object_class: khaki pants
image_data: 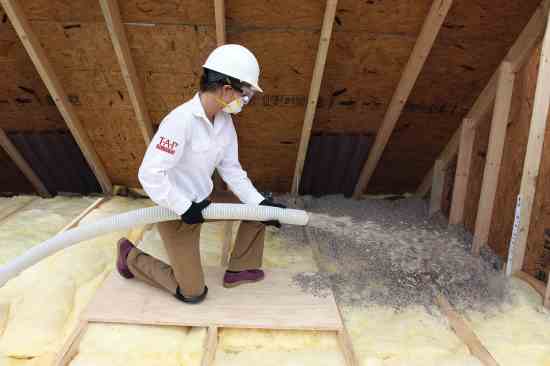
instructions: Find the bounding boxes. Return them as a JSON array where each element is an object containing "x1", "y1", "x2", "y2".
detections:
[{"x1": 126, "y1": 220, "x2": 266, "y2": 297}]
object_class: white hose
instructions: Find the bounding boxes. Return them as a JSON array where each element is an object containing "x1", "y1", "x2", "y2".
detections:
[{"x1": 0, "y1": 204, "x2": 309, "y2": 286}]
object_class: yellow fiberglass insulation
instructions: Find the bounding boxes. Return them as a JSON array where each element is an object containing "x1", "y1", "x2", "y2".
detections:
[
  {"x1": 0, "y1": 196, "x2": 96, "y2": 264},
  {"x1": 215, "y1": 328, "x2": 345, "y2": 366},
  {"x1": 344, "y1": 305, "x2": 482, "y2": 366},
  {"x1": 468, "y1": 278, "x2": 550, "y2": 366},
  {"x1": 0, "y1": 197, "x2": 152, "y2": 360},
  {"x1": 71, "y1": 324, "x2": 206, "y2": 366}
]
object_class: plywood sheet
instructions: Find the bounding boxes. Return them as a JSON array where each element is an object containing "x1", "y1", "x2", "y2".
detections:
[{"x1": 85, "y1": 267, "x2": 342, "y2": 331}]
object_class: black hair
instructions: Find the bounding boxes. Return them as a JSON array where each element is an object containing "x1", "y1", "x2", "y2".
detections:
[{"x1": 199, "y1": 68, "x2": 249, "y2": 93}]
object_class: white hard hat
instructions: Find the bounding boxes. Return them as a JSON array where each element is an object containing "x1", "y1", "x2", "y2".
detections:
[{"x1": 203, "y1": 44, "x2": 263, "y2": 93}]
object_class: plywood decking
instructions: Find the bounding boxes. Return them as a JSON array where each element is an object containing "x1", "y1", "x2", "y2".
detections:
[{"x1": 85, "y1": 267, "x2": 342, "y2": 331}]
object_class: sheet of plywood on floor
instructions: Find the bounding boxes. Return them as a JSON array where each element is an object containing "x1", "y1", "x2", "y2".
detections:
[
  {"x1": 85, "y1": 267, "x2": 342, "y2": 331},
  {"x1": 0, "y1": 8, "x2": 65, "y2": 132}
]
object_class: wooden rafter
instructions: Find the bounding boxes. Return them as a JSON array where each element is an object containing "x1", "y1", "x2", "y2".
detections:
[
  {"x1": 214, "y1": 0, "x2": 226, "y2": 46},
  {"x1": 417, "y1": 0, "x2": 550, "y2": 195},
  {"x1": 0, "y1": 0, "x2": 112, "y2": 194},
  {"x1": 99, "y1": 0, "x2": 153, "y2": 145},
  {"x1": 291, "y1": 0, "x2": 338, "y2": 195},
  {"x1": 507, "y1": 8, "x2": 550, "y2": 279},
  {"x1": 352, "y1": 0, "x2": 453, "y2": 198},
  {"x1": 472, "y1": 62, "x2": 515, "y2": 255},
  {"x1": 0, "y1": 128, "x2": 50, "y2": 197},
  {"x1": 448, "y1": 118, "x2": 475, "y2": 224}
]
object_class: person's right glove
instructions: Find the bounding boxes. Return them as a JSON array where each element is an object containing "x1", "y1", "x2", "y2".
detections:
[
  {"x1": 181, "y1": 200, "x2": 211, "y2": 225},
  {"x1": 259, "y1": 198, "x2": 286, "y2": 228}
]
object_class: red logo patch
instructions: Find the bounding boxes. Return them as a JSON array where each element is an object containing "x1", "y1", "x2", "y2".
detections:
[{"x1": 156, "y1": 136, "x2": 179, "y2": 155}]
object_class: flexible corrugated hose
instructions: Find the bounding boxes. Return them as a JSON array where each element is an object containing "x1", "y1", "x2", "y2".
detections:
[{"x1": 0, "y1": 204, "x2": 309, "y2": 286}]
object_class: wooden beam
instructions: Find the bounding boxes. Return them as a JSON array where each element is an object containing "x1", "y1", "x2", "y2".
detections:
[
  {"x1": 418, "y1": 0, "x2": 550, "y2": 194},
  {"x1": 0, "y1": 128, "x2": 50, "y2": 197},
  {"x1": 54, "y1": 320, "x2": 88, "y2": 366},
  {"x1": 436, "y1": 294, "x2": 499, "y2": 366},
  {"x1": 448, "y1": 118, "x2": 476, "y2": 224},
  {"x1": 507, "y1": 9, "x2": 550, "y2": 276},
  {"x1": 352, "y1": 0, "x2": 453, "y2": 198},
  {"x1": 57, "y1": 196, "x2": 109, "y2": 234},
  {"x1": 99, "y1": 0, "x2": 153, "y2": 144},
  {"x1": 0, "y1": 0, "x2": 112, "y2": 194},
  {"x1": 201, "y1": 326, "x2": 218, "y2": 366},
  {"x1": 291, "y1": 0, "x2": 338, "y2": 195},
  {"x1": 472, "y1": 62, "x2": 515, "y2": 255},
  {"x1": 214, "y1": 0, "x2": 226, "y2": 46},
  {"x1": 0, "y1": 196, "x2": 39, "y2": 224},
  {"x1": 429, "y1": 159, "x2": 446, "y2": 216},
  {"x1": 514, "y1": 271, "x2": 546, "y2": 298}
]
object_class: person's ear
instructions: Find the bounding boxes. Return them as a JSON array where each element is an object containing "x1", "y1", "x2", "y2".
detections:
[{"x1": 221, "y1": 85, "x2": 233, "y2": 102}]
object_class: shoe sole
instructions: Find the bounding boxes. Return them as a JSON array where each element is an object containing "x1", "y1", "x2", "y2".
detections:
[{"x1": 223, "y1": 277, "x2": 264, "y2": 288}]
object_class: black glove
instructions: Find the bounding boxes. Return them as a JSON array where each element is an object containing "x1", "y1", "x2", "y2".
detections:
[
  {"x1": 259, "y1": 198, "x2": 286, "y2": 228},
  {"x1": 181, "y1": 200, "x2": 211, "y2": 225}
]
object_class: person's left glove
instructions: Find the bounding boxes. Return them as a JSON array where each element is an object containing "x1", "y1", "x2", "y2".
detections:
[
  {"x1": 259, "y1": 198, "x2": 286, "y2": 228},
  {"x1": 181, "y1": 199, "x2": 211, "y2": 225}
]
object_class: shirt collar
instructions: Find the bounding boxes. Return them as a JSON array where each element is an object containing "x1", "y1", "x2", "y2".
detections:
[{"x1": 190, "y1": 92, "x2": 227, "y2": 134}]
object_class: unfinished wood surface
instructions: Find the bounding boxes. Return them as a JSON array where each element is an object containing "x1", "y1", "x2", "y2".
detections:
[
  {"x1": 429, "y1": 159, "x2": 446, "y2": 216},
  {"x1": 57, "y1": 196, "x2": 108, "y2": 234},
  {"x1": 0, "y1": 196, "x2": 38, "y2": 224},
  {"x1": 0, "y1": 0, "x2": 112, "y2": 194},
  {"x1": 201, "y1": 326, "x2": 218, "y2": 366},
  {"x1": 352, "y1": 0, "x2": 453, "y2": 198},
  {"x1": 99, "y1": 0, "x2": 153, "y2": 145},
  {"x1": 449, "y1": 118, "x2": 476, "y2": 224},
  {"x1": 0, "y1": 128, "x2": 50, "y2": 197},
  {"x1": 214, "y1": 0, "x2": 226, "y2": 46},
  {"x1": 291, "y1": 0, "x2": 338, "y2": 194},
  {"x1": 85, "y1": 267, "x2": 342, "y2": 331},
  {"x1": 333, "y1": 301, "x2": 359, "y2": 366},
  {"x1": 436, "y1": 295, "x2": 499, "y2": 366},
  {"x1": 508, "y1": 10, "x2": 550, "y2": 275},
  {"x1": 220, "y1": 221, "x2": 233, "y2": 266},
  {"x1": 417, "y1": 0, "x2": 550, "y2": 194},
  {"x1": 472, "y1": 62, "x2": 516, "y2": 255},
  {"x1": 54, "y1": 320, "x2": 88, "y2": 366},
  {"x1": 514, "y1": 270, "x2": 547, "y2": 297},
  {"x1": 545, "y1": 276, "x2": 550, "y2": 308}
]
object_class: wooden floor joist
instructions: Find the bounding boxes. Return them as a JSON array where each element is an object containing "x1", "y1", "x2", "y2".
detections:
[
  {"x1": 291, "y1": 0, "x2": 339, "y2": 195},
  {"x1": 0, "y1": 0, "x2": 112, "y2": 194},
  {"x1": 57, "y1": 196, "x2": 109, "y2": 234},
  {"x1": 436, "y1": 294, "x2": 499, "y2": 366},
  {"x1": 0, "y1": 196, "x2": 39, "y2": 224},
  {"x1": 514, "y1": 271, "x2": 547, "y2": 298},
  {"x1": 472, "y1": 62, "x2": 515, "y2": 255},
  {"x1": 507, "y1": 7, "x2": 550, "y2": 279},
  {"x1": 201, "y1": 326, "x2": 219, "y2": 366},
  {"x1": 448, "y1": 118, "x2": 476, "y2": 224},
  {"x1": 0, "y1": 128, "x2": 50, "y2": 197},
  {"x1": 100, "y1": 0, "x2": 153, "y2": 145},
  {"x1": 352, "y1": 0, "x2": 453, "y2": 198},
  {"x1": 418, "y1": 0, "x2": 550, "y2": 195}
]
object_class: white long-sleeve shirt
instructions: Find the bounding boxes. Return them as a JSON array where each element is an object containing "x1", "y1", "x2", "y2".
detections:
[{"x1": 138, "y1": 93, "x2": 265, "y2": 215}]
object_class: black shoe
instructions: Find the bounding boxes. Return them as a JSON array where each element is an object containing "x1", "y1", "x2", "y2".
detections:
[{"x1": 174, "y1": 286, "x2": 208, "y2": 304}]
